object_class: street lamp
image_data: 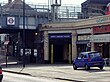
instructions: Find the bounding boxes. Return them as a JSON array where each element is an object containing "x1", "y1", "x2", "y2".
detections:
[
  {"x1": 23, "y1": 0, "x2": 25, "y2": 68},
  {"x1": 48, "y1": 0, "x2": 50, "y2": 22}
]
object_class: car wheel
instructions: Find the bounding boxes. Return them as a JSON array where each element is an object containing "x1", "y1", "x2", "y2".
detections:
[
  {"x1": 85, "y1": 64, "x2": 90, "y2": 70},
  {"x1": 73, "y1": 64, "x2": 77, "y2": 70},
  {"x1": 99, "y1": 66, "x2": 103, "y2": 70}
]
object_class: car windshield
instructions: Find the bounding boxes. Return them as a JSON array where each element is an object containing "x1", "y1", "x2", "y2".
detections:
[{"x1": 89, "y1": 52, "x2": 101, "y2": 58}]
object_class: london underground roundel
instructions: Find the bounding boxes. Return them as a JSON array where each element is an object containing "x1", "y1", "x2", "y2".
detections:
[{"x1": 7, "y1": 17, "x2": 15, "y2": 25}]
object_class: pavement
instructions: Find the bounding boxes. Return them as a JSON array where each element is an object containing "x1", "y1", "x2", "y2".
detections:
[{"x1": 2, "y1": 64, "x2": 110, "y2": 82}]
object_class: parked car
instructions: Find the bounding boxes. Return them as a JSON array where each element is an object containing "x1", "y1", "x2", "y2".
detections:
[
  {"x1": 73, "y1": 51, "x2": 104, "y2": 70},
  {"x1": 0, "y1": 65, "x2": 3, "y2": 82}
]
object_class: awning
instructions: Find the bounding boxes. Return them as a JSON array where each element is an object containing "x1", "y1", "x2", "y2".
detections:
[{"x1": 4, "y1": 41, "x2": 10, "y2": 45}]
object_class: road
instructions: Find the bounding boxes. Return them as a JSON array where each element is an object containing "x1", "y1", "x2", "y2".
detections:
[
  {"x1": 2, "y1": 72, "x2": 62, "y2": 82},
  {"x1": 2, "y1": 65, "x2": 110, "y2": 82}
]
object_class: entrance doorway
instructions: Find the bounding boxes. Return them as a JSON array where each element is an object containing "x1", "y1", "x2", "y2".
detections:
[
  {"x1": 54, "y1": 44, "x2": 64, "y2": 63},
  {"x1": 49, "y1": 36, "x2": 72, "y2": 64},
  {"x1": 95, "y1": 43, "x2": 109, "y2": 58}
]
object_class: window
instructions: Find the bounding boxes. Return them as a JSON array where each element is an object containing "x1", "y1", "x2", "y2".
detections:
[
  {"x1": 28, "y1": 17, "x2": 35, "y2": 25},
  {"x1": 78, "y1": 54, "x2": 84, "y2": 59},
  {"x1": 84, "y1": 54, "x2": 87, "y2": 58},
  {"x1": 19, "y1": 17, "x2": 27, "y2": 25},
  {"x1": 89, "y1": 52, "x2": 101, "y2": 58},
  {"x1": 20, "y1": 17, "x2": 36, "y2": 25}
]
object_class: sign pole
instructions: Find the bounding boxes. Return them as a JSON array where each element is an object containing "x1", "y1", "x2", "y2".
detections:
[{"x1": 23, "y1": 0, "x2": 25, "y2": 68}]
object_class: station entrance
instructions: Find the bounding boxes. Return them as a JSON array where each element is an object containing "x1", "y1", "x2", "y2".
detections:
[{"x1": 49, "y1": 33, "x2": 72, "y2": 64}]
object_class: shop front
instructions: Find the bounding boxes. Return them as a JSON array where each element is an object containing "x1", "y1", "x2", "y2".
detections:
[
  {"x1": 76, "y1": 35, "x2": 91, "y2": 54},
  {"x1": 90, "y1": 34, "x2": 110, "y2": 58},
  {"x1": 76, "y1": 28, "x2": 91, "y2": 54},
  {"x1": 92, "y1": 25, "x2": 110, "y2": 58}
]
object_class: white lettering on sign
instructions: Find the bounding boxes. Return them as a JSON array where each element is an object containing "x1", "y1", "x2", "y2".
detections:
[
  {"x1": 90, "y1": 34, "x2": 110, "y2": 42},
  {"x1": 96, "y1": 16, "x2": 110, "y2": 23}
]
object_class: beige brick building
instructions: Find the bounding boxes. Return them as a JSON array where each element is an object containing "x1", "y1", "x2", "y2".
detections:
[{"x1": 41, "y1": 14, "x2": 110, "y2": 64}]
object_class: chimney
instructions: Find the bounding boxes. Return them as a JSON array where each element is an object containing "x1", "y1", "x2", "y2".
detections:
[{"x1": 8, "y1": 0, "x2": 12, "y2": 3}]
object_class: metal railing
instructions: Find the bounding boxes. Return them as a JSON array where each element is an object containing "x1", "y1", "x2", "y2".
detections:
[{"x1": 0, "y1": 2, "x2": 106, "y2": 22}]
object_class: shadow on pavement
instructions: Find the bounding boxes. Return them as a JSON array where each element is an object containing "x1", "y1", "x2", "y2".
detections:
[
  {"x1": 55, "y1": 77, "x2": 86, "y2": 82},
  {"x1": 76, "y1": 68, "x2": 106, "y2": 73}
]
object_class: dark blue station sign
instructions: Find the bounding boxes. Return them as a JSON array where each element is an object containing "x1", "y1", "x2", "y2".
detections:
[{"x1": 49, "y1": 34, "x2": 71, "y2": 39}]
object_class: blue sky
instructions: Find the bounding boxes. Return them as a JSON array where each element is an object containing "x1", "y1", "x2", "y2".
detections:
[{"x1": 0, "y1": 0, "x2": 86, "y2": 6}]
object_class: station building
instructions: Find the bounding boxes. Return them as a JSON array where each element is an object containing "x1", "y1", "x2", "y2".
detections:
[
  {"x1": 0, "y1": 0, "x2": 82, "y2": 64},
  {"x1": 0, "y1": 0, "x2": 49, "y2": 63},
  {"x1": 1, "y1": 0, "x2": 110, "y2": 64},
  {"x1": 41, "y1": 14, "x2": 110, "y2": 64}
]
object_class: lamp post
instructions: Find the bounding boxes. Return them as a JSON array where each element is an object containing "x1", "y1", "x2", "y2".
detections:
[
  {"x1": 23, "y1": 0, "x2": 25, "y2": 68},
  {"x1": 48, "y1": 0, "x2": 49, "y2": 22}
]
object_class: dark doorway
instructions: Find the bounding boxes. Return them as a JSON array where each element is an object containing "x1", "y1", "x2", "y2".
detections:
[
  {"x1": 95, "y1": 43, "x2": 109, "y2": 58},
  {"x1": 54, "y1": 44, "x2": 64, "y2": 63},
  {"x1": 77, "y1": 44, "x2": 87, "y2": 53},
  {"x1": 49, "y1": 33, "x2": 72, "y2": 64},
  {"x1": 103, "y1": 43, "x2": 109, "y2": 58}
]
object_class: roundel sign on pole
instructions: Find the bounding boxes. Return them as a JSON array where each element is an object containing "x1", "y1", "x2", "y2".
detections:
[{"x1": 7, "y1": 17, "x2": 15, "y2": 25}]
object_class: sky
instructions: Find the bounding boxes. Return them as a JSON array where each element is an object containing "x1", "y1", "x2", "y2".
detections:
[{"x1": 0, "y1": 0, "x2": 86, "y2": 6}]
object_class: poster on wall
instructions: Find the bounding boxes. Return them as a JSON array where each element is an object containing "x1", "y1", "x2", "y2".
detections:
[
  {"x1": 20, "y1": 49, "x2": 23, "y2": 56},
  {"x1": 20, "y1": 49, "x2": 31, "y2": 56},
  {"x1": 25, "y1": 49, "x2": 31, "y2": 56},
  {"x1": 34, "y1": 49, "x2": 37, "y2": 57}
]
